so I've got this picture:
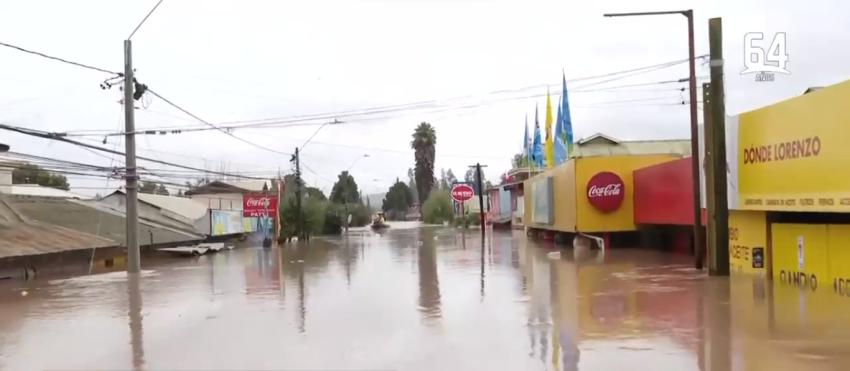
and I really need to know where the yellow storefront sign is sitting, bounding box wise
[728,210,767,275]
[739,80,850,211]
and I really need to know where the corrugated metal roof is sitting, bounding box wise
[9,184,87,199]
[5,196,203,246]
[131,192,208,220]
[0,195,116,259]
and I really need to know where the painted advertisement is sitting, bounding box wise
[212,209,244,236]
[243,194,278,217]
[728,210,767,274]
[575,155,675,232]
[738,80,850,211]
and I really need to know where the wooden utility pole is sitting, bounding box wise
[707,17,730,275]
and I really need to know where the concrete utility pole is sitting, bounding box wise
[124,40,140,273]
[603,9,703,269]
[707,17,729,275]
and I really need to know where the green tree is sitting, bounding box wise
[382,180,413,220]
[329,171,361,204]
[411,122,436,204]
[139,181,157,194]
[407,167,418,203]
[445,169,458,187]
[12,164,70,190]
[421,190,453,224]
[512,153,529,169]
[155,184,170,196]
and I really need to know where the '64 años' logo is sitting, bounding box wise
[742,32,789,82]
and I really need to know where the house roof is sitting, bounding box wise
[107,190,208,220]
[572,134,691,158]
[577,133,621,145]
[185,179,271,195]
[9,184,87,199]
[0,195,116,258]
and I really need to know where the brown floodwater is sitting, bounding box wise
[2,224,850,371]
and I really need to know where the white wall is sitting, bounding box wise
[698,116,740,210]
[189,193,243,210]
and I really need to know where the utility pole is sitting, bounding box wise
[470,163,488,239]
[707,17,729,275]
[292,147,304,241]
[124,40,140,273]
[603,9,704,269]
[703,82,715,271]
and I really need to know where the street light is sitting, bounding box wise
[603,9,704,269]
[346,153,370,173]
[301,118,343,152]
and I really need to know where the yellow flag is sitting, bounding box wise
[544,91,555,168]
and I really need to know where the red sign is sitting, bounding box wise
[586,172,625,213]
[451,184,475,202]
[243,194,278,217]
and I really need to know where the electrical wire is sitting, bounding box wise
[0,41,119,75]
[145,88,292,156]
[128,0,165,40]
[61,56,704,138]
[0,124,268,180]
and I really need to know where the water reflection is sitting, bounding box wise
[127,273,145,371]
[417,228,442,320]
[4,230,850,370]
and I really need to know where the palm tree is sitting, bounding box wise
[411,122,436,204]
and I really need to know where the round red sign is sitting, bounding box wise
[451,184,475,202]
[586,172,625,213]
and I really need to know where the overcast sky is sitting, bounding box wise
[1,0,848,196]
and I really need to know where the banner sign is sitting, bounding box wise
[738,80,850,211]
[243,194,278,217]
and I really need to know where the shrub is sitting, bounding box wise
[422,190,454,225]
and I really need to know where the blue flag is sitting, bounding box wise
[560,72,574,157]
[523,115,531,167]
[554,96,567,164]
[532,104,544,168]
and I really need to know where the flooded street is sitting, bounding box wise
[2,224,850,371]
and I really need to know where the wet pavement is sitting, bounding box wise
[2,223,850,371]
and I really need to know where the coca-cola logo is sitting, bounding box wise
[586,172,625,213]
[246,197,271,208]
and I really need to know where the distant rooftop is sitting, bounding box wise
[572,133,691,158]
[9,184,88,199]
[185,179,272,195]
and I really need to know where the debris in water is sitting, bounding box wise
[20,290,28,297]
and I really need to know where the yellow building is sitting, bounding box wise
[731,79,850,296]
[523,153,681,234]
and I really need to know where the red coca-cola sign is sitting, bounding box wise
[243,194,278,217]
[586,172,625,213]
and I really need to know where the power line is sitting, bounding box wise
[145,88,292,156]
[0,124,268,180]
[66,56,701,137]
[128,0,165,40]
[0,41,119,75]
